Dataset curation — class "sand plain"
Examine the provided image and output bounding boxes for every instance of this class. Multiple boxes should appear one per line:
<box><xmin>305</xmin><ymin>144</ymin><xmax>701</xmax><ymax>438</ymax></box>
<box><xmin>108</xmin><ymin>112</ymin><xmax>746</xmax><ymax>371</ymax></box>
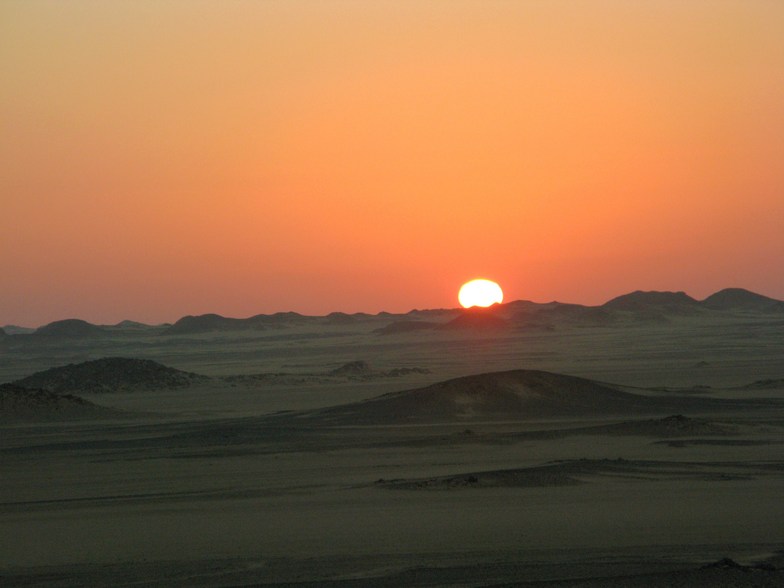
<box><xmin>1</xmin><ymin>302</ymin><xmax>784</xmax><ymax>585</ymax></box>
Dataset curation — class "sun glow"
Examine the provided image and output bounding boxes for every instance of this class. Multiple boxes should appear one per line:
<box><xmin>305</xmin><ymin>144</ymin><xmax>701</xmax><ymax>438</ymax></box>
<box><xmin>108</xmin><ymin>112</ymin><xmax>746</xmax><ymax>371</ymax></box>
<box><xmin>458</xmin><ymin>279</ymin><xmax>504</xmax><ymax>308</ymax></box>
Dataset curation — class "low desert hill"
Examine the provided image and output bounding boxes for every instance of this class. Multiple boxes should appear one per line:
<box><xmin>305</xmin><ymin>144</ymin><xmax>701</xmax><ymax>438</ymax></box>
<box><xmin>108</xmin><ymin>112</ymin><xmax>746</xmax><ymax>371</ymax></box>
<box><xmin>702</xmin><ymin>287</ymin><xmax>784</xmax><ymax>312</ymax></box>
<box><xmin>440</xmin><ymin>311</ymin><xmax>509</xmax><ymax>330</ymax></box>
<box><xmin>112</xmin><ymin>320</ymin><xmax>154</xmax><ymax>329</ymax></box>
<box><xmin>252</xmin><ymin>311</ymin><xmax>308</xmax><ymax>326</ymax></box>
<box><xmin>603</xmin><ymin>290</ymin><xmax>702</xmax><ymax>314</ymax></box>
<box><xmin>223</xmin><ymin>361</ymin><xmax>430</xmax><ymax>385</ymax></box>
<box><xmin>14</xmin><ymin>357</ymin><xmax>208</xmax><ymax>394</ymax></box>
<box><xmin>568</xmin><ymin>414</ymin><xmax>739</xmax><ymax>437</ymax></box>
<box><xmin>165</xmin><ymin>313</ymin><xmax>251</xmax><ymax>335</ymax></box>
<box><xmin>34</xmin><ymin>318</ymin><xmax>106</xmax><ymax>338</ymax></box>
<box><xmin>0</xmin><ymin>383</ymin><xmax>119</xmax><ymax>422</ymax></box>
<box><xmin>296</xmin><ymin>369</ymin><xmax>772</xmax><ymax>424</ymax></box>
<box><xmin>166</xmin><ymin>311</ymin><xmax>309</xmax><ymax>335</ymax></box>
<box><xmin>324</xmin><ymin>311</ymin><xmax>356</xmax><ymax>325</ymax></box>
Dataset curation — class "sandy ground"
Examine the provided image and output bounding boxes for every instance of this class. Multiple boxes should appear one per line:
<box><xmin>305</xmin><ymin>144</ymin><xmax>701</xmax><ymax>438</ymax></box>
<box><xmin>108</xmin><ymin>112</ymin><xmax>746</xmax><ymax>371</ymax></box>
<box><xmin>2</xmin><ymin>312</ymin><xmax>784</xmax><ymax>585</ymax></box>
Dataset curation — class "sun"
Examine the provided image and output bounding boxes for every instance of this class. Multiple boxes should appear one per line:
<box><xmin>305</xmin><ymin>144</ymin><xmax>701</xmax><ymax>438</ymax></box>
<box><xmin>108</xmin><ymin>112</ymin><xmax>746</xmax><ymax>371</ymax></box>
<box><xmin>458</xmin><ymin>279</ymin><xmax>504</xmax><ymax>308</ymax></box>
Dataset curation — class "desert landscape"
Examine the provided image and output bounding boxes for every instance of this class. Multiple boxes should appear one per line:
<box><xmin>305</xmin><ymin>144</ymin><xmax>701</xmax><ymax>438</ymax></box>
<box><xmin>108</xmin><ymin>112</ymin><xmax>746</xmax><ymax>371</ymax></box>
<box><xmin>2</xmin><ymin>289</ymin><xmax>784</xmax><ymax>586</ymax></box>
<box><xmin>4</xmin><ymin>1</ymin><xmax>784</xmax><ymax>585</ymax></box>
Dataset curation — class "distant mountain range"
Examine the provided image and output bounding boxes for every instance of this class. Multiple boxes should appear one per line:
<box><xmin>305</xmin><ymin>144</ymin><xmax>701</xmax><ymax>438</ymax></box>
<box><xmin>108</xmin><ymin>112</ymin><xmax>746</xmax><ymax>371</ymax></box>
<box><xmin>3</xmin><ymin>288</ymin><xmax>782</xmax><ymax>338</ymax></box>
<box><xmin>378</xmin><ymin>288</ymin><xmax>784</xmax><ymax>334</ymax></box>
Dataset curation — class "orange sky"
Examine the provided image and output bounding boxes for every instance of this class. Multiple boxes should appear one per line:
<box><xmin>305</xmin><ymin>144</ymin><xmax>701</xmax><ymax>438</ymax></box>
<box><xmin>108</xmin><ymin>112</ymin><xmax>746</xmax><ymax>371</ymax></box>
<box><xmin>2</xmin><ymin>1</ymin><xmax>783</xmax><ymax>326</ymax></box>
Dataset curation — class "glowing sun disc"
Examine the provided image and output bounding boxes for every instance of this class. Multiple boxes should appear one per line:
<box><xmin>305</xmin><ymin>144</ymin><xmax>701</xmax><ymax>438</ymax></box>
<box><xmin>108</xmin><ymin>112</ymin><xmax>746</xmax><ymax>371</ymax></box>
<box><xmin>458</xmin><ymin>279</ymin><xmax>504</xmax><ymax>308</ymax></box>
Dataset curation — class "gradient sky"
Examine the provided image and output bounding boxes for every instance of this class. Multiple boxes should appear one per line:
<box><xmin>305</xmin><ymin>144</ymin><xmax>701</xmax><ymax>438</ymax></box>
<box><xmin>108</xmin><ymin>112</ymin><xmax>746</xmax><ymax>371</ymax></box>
<box><xmin>2</xmin><ymin>1</ymin><xmax>783</xmax><ymax>326</ymax></box>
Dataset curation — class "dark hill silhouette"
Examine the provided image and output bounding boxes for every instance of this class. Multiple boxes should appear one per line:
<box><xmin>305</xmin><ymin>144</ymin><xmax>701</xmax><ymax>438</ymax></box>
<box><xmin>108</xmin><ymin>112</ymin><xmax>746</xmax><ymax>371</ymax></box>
<box><xmin>0</xmin><ymin>326</ymin><xmax>6</xmax><ymax>337</ymax></box>
<box><xmin>0</xmin><ymin>383</ymin><xmax>119</xmax><ymax>422</ymax></box>
<box><xmin>113</xmin><ymin>320</ymin><xmax>152</xmax><ymax>329</ymax></box>
<box><xmin>325</xmin><ymin>312</ymin><xmax>356</xmax><ymax>325</ymax></box>
<box><xmin>35</xmin><ymin>319</ymin><xmax>105</xmax><ymax>338</ymax></box>
<box><xmin>14</xmin><ymin>357</ymin><xmax>208</xmax><ymax>394</ymax></box>
<box><xmin>165</xmin><ymin>314</ymin><xmax>251</xmax><ymax>335</ymax></box>
<box><xmin>573</xmin><ymin>414</ymin><xmax>738</xmax><ymax>437</ymax></box>
<box><xmin>166</xmin><ymin>312</ymin><xmax>310</xmax><ymax>334</ymax></box>
<box><xmin>603</xmin><ymin>290</ymin><xmax>701</xmax><ymax>313</ymax></box>
<box><xmin>249</xmin><ymin>311</ymin><xmax>307</xmax><ymax>326</ymax></box>
<box><xmin>494</xmin><ymin>300</ymin><xmax>541</xmax><ymax>316</ymax></box>
<box><xmin>298</xmin><ymin>369</ymin><xmax>761</xmax><ymax>424</ymax></box>
<box><xmin>735</xmin><ymin>378</ymin><xmax>784</xmax><ymax>390</ymax></box>
<box><xmin>329</xmin><ymin>360</ymin><xmax>372</xmax><ymax>376</ymax></box>
<box><xmin>405</xmin><ymin>308</ymin><xmax>461</xmax><ymax>320</ymax></box>
<box><xmin>702</xmin><ymin>287</ymin><xmax>784</xmax><ymax>311</ymax></box>
<box><xmin>440</xmin><ymin>309</ymin><xmax>508</xmax><ymax>330</ymax></box>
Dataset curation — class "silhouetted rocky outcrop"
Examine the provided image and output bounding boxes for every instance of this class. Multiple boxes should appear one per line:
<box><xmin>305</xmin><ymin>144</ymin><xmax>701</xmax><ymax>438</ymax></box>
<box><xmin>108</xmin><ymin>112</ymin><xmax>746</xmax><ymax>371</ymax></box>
<box><xmin>329</xmin><ymin>360</ymin><xmax>372</xmax><ymax>376</ymax></box>
<box><xmin>736</xmin><ymin>378</ymin><xmax>784</xmax><ymax>390</ymax></box>
<box><xmin>250</xmin><ymin>311</ymin><xmax>307</xmax><ymax>326</ymax></box>
<box><xmin>324</xmin><ymin>312</ymin><xmax>356</xmax><ymax>325</ymax></box>
<box><xmin>582</xmin><ymin>414</ymin><xmax>738</xmax><ymax>437</ymax></box>
<box><xmin>603</xmin><ymin>290</ymin><xmax>702</xmax><ymax>314</ymax></box>
<box><xmin>113</xmin><ymin>320</ymin><xmax>152</xmax><ymax>329</ymax></box>
<box><xmin>35</xmin><ymin>319</ymin><xmax>106</xmax><ymax>338</ymax></box>
<box><xmin>440</xmin><ymin>309</ymin><xmax>508</xmax><ymax>330</ymax></box>
<box><xmin>165</xmin><ymin>314</ymin><xmax>251</xmax><ymax>335</ymax></box>
<box><xmin>702</xmin><ymin>287</ymin><xmax>784</xmax><ymax>312</ymax></box>
<box><xmin>166</xmin><ymin>311</ymin><xmax>311</xmax><ymax>334</ymax></box>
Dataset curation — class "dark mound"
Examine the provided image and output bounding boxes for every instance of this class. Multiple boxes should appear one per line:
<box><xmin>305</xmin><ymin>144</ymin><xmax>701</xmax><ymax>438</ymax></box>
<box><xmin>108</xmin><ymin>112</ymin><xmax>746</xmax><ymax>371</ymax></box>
<box><xmin>324</xmin><ymin>311</ymin><xmax>355</xmax><ymax>324</ymax></box>
<box><xmin>603</xmin><ymin>290</ymin><xmax>701</xmax><ymax>314</ymax></box>
<box><xmin>0</xmin><ymin>326</ymin><xmax>6</xmax><ymax>337</ymax></box>
<box><xmin>495</xmin><ymin>299</ymin><xmax>541</xmax><ymax>315</ymax></box>
<box><xmin>376</xmin><ymin>321</ymin><xmax>439</xmax><ymax>335</ymax></box>
<box><xmin>376</xmin><ymin>458</ymin><xmax>755</xmax><ymax>490</ymax></box>
<box><xmin>14</xmin><ymin>357</ymin><xmax>208</xmax><ymax>394</ymax></box>
<box><xmin>0</xmin><ymin>383</ymin><xmax>118</xmax><ymax>422</ymax></box>
<box><xmin>34</xmin><ymin>319</ymin><xmax>105</xmax><ymax>338</ymax></box>
<box><xmin>329</xmin><ymin>360</ymin><xmax>372</xmax><ymax>376</ymax></box>
<box><xmin>377</xmin><ymin>463</ymin><xmax>582</xmax><ymax>490</ymax></box>
<box><xmin>165</xmin><ymin>314</ymin><xmax>252</xmax><ymax>335</ymax></box>
<box><xmin>250</xmin><ymin>311</ymin><xmax>307</xmax><ymax>326</ymax></box>
<box><xmin>113</xmin><ymin>320</ymin><xmax>152</xmax><ymax>329</ymax></box>
<box><xmin>702</xmin><ymin>287</ymin><xmax>784</xmax><ymax>312</ymax></box>
<box><xmin>583</xmin><ymin>414</ymin><xmax>738</xmax><ymax>437</ymax></box>
<box><xmin>736</xmin><ymin>378</ymin><xmax>784</xmax><ymax>390</ymax></box>
<box><xmin>303</xmin><ymin>370</ymin><xmax>731</xmax><ymax>424</ymax></box>
<box><xmin>440</xmin><ymin>310</ymin><xmax>509</xmax><ymax>330</ymax></box>
<box><xmin>406</xmin><ymin>308</ymin><xmax>461</xmax><ymax>320</ymax></box>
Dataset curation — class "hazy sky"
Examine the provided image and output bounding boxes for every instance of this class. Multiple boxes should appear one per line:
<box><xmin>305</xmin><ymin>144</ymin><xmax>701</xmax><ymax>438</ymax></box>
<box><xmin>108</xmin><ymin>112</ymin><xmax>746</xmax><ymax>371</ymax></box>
<box><xmin>2</xmin><ymin>1</ymin><xmax>783</xmax><ymax>326</ymax></box>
